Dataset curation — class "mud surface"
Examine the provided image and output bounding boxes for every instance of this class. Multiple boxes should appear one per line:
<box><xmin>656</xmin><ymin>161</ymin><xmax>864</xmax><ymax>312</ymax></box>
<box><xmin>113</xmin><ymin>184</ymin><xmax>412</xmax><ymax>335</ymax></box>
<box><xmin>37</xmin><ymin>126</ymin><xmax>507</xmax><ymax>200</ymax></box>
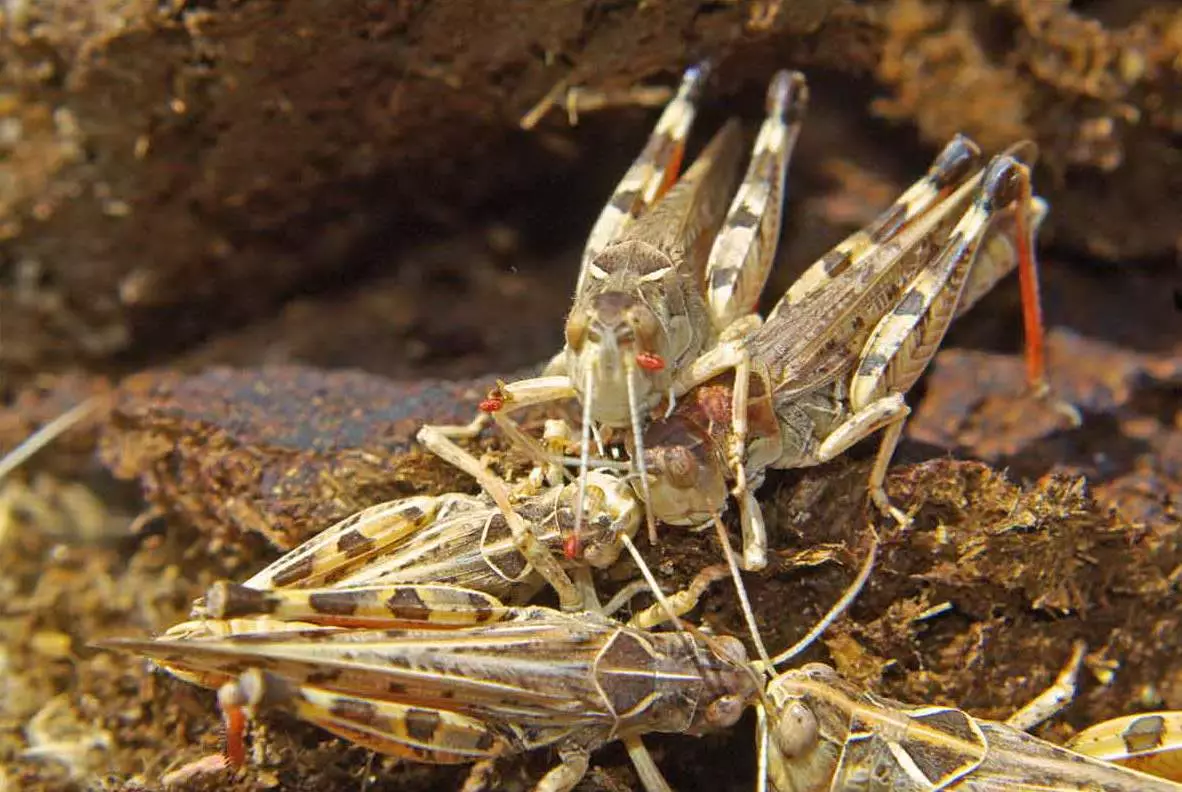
<box><xmin>2</xmin><ymin>3</ymin><xmax>1181</xmax><ymax>791</ymax></box>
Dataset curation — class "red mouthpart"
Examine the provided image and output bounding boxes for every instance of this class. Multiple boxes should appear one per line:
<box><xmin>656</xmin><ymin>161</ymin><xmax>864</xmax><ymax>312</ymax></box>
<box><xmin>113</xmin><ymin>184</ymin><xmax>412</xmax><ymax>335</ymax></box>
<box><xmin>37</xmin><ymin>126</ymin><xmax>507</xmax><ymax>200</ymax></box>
<box><xmin>636</xmin><ymin>352</ymin><xmax>666</xmax><ymax>372</ymax></box>
<box><xmin>563</xmin><ymin>534</ymin><xmax>582</xmax><ymax>560</ymax></box>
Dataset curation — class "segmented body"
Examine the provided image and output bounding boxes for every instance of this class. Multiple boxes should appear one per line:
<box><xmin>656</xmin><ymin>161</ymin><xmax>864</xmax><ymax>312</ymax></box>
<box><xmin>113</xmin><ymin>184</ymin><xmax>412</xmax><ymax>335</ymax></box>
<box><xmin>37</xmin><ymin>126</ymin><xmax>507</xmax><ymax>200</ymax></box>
<box><xmin>227</xmin><ymin>469</ymin><xmax>639</xmax><ymax>607</ymax></box>
<box><xmin>105</xmin><ymin>588</ymin><xmax>757</xmax><ymax>786</ymax></box>
<box><xmin>639</xmin><ymin>136</ymin><xmax>1070</xmax><ymax>564</ymax></box>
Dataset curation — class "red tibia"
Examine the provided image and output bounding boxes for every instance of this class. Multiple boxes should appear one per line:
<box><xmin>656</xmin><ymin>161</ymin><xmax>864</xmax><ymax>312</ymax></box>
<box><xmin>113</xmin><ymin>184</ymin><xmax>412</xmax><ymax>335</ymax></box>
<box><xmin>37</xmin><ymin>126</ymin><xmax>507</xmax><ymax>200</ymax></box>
<box><xmin>1015</xmin><ymin>195</ymin><xmax>1048</xmax><ymax>390</ymax></box>
<box><xmin>223</xmin><ymin>704</ymin><xmax>247</xmax><ymax>768</ymax></box>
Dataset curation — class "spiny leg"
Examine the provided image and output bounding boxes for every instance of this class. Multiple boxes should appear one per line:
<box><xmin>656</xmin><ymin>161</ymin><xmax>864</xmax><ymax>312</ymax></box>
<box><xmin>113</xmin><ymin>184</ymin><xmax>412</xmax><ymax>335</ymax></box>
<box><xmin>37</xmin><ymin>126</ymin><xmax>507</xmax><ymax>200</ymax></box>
<box><xmin>768</xmin><ymin>134</ymin><xmax>984</xmax><ymax>318</ymax></box>
<box><xmin>1005</xmin><ymin>640</ymin><xmax>1086</xmax><ymax>731</ymax></box>
<box><xmin>953</xmin><ymin>150</ymin><xmax>1081</xmax><ymax>426</ymax></box>
<box><xmin>578</xmin><ymin>61</ymin><xmax>710</xmax><ymax>294</ymax></box>
<box><xmin>835</xmin><ymin>154</ymin><xmax>1049</xmax><ymax>526</ymax></box>
<box><xmin>705</xmin><ymin>69</ymin><xmax>807</xmax><ymax>334</ymax></box>
<box><xmin>416</xmin><ymin>425</ymin><xmax>582</xmax><ymax>610</ymax></box>
<box><xmin>218</xmin><ymin>669</ymin><xmax>504</xmax><ymax>769</ymax></box>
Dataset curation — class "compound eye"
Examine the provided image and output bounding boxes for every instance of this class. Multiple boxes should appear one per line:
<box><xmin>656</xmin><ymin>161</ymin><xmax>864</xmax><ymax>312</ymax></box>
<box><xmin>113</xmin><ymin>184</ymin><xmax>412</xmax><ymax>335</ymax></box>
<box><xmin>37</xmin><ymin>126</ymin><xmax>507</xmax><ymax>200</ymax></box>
<box><xmin>629</xmin><ymin>304</ymin><xmax>662</xmax><ymax>351</ymax></box>
<box><xmin>774</xmin><ymin>701</ymin><xmax>819</xmax><ymax>758</ymax></box>
<box><xmin>565</xmin><ymin>312</ymin><xmax>588</xmax><ymax>350</ymax></box>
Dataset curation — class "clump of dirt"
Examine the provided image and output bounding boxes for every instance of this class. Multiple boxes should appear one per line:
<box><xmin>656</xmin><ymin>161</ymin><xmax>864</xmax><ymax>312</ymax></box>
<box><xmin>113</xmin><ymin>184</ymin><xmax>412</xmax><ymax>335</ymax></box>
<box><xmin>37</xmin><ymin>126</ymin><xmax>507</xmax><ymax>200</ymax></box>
<box><xmin>2</xmin><ymin>1</ymin><xmax>1178</xmax><ymax>385</ymax></box>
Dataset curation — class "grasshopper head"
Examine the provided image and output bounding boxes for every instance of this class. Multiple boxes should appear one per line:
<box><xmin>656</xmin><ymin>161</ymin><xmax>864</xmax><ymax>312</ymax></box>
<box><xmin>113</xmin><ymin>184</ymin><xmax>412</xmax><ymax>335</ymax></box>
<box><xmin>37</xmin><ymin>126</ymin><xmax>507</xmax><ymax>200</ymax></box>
<box><xmin>564</xmin><ymin>288</ymin><xmax>672</xmax><ymax>427</ymax></box>
<box><xmin>764</xmin><ymin>665</ymin><xmax>844</xmax><ymax>792</ymax></box>
<box><xmin>634</xmin><ymin>403</ymin><xmax>730</xmax><ymax>527</ymax></box>
<box><xmin>567</xmin><ymin>470</ymin><xmax>642</xmax><ymax>568</ymax></box>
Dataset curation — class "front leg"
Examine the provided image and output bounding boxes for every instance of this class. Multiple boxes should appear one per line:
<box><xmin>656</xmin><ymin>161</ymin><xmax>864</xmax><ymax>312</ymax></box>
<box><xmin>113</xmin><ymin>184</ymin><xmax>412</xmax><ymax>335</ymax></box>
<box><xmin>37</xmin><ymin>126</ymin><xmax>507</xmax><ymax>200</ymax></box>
<box><xmin>814</xmin><ymin>394</ymin><xmax>912</xmax><ymax>527</ymax></box>
<box><xmin>533</xmin><ymin>744</ymin><xmax>591</xmax><ymax>792</ymax></box>
<box><xmin>426</xmin><ymin>374</ymin><xmax>578</xmax><ymax>440</ymax></box>
<box><xmin>416</xmin><ymin>425</ymin><xmax>582</xmax><ymax>611</ymax></box>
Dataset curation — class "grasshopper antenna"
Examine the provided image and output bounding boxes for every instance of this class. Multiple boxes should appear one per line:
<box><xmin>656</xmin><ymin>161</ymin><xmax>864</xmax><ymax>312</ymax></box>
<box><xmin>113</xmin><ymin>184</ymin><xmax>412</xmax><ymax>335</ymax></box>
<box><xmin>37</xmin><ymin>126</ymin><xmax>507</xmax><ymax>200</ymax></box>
<box><xmin>625</xmin><ymin>357</ymin><xmax>659</xmax><ymax>545</ymax></box>
<box><xmin>0</xmin><ymin>397</ymin><xmax>100</xmax><ymax>482</ymax></box>
<box><xmin>766</xmin><ymin>522</ymin><xmax>878</xmax><ymax>670</ymax></box>
<box><xmin>712</xmin><ymin>515</ymin><xmax>773</xmax><ymax>671</ymax></box>
<box><xmin>570</xmin><ymin>365</ymin><xmax>597</xmax><ymax>558</ymax></box>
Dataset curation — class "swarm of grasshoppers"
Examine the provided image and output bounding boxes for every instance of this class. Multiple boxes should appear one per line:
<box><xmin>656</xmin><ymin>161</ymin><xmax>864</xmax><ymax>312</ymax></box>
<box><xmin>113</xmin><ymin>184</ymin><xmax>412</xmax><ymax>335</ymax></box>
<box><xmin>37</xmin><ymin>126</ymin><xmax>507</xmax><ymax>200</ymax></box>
<box><xmin>104</xmin><ymin>576</ymin><xmax>1182</xmax><ymax>791</ymax></box>
<box><xmin>425</xmin><ymin>58</ymin><xmax>1078</xmax><ymax>580</ymax></box>
<box><xmin>91</xmin><ymin>62</ymin><xmax>1182</xmax><ymax>792</ymax></box>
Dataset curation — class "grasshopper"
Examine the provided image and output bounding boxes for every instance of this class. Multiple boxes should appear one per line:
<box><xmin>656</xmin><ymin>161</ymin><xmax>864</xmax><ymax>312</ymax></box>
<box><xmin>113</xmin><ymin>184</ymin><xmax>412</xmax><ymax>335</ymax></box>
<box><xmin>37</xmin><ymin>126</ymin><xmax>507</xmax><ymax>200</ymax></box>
<box><xmin>103</xmin><ymin>569</ymin><xmax>1179</xmax><ymax>792</ymax></box>
<box><xmin>102</xmin><ymin>581</ymin><xmax>762</xmax><ymax>792</ymax></box>
<box><xmin>192</xmin><ymin>447</ymin><xmax>730</xmax><ymax>628</ymax></box>
<box><xmin>638</xmin><ymin>135</ymin><xmax>1080</xmax><ymax>570</ymax></box>
<box><xmin>223</xmin><ymin>465</ymin><xmax>642</xmax><ymax>613</ymax></box>
<box><xmin>176</xmin><ymin>417</ymin><xmax>744</xmax><ymax>648</ymax></box>
<box><xmin>101</xmin><ymin>523</ymin><xmax>878</xmax><ymax>788</ymax></box>
<box><xmin>759</xmin><ymin>661</ymin><xmax>1182</xmax><ymax>791</ymax></box>
<box><xmin>434</xmin><ymin>64</ymin><xmax>808</xmax><ymax>556</ymax></box>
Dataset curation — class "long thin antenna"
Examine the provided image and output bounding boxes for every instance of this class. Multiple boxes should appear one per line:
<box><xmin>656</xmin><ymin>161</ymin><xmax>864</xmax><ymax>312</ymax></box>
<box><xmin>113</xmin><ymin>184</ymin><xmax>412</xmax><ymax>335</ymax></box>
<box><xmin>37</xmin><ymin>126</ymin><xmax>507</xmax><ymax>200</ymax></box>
<box><xmin>619</xmin><ymin>533</ymin><xmax>686</xmax><ymax>633</ymax></box>
<box><xmin>712</xmin><ymin>515</ymin><xmax>772</xmax><ymax>671</ymax></box>
<box><xmin>0</xmin><ymin>398</ymin><xmax>99</xmax><ymax>482</ymax></box>
<box><xmin>571</xmin><ymin>365</ymin><xmax>596</xmax><ymax>557</ymax></box>
<box><xmin>625</xmin><ymin>360</ymin><xmax>658</xmax><ymax>545</ymax></box>
<box><xmin>768</xmin><ymin>523</ymin><xmax>878</xmax><ymax>669</ymax></box>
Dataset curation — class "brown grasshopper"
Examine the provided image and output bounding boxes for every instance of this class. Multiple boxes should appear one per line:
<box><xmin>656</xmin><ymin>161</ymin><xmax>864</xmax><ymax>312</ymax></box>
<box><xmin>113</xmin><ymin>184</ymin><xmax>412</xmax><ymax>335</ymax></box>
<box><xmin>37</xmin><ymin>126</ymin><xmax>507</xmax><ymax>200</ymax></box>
<box><xmin>760</xmin><ymin>660</ymin><xmax>1182</xmax><ymax>791</ymax></box>
<box><xmin>191</xmin><ymin>435</ymin><xmax>730</xmax><ymax>628</ymax></box>
<box><xmin>637</xmin><ymin>135</ymin><xmax>1080</xmax><ymax>570</ymax></box>
<box><xmin>435</xmin><ymin>64</ymin><xmax>808</xmax><ymax>555</ymax></box>
<box><xmin>101</xmin><ymin>581</ymin><xmax>762</xmax><ymax>792</ymax></box>
<box><xmin>171</xmin><ymin>415</ymin><xmax>744</xmax><ymax>648</ymax></box>
<box><xmin>103</xmin><ymin>576</ymin><xmax>1180</xmax><ymax>792</ymax></box>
